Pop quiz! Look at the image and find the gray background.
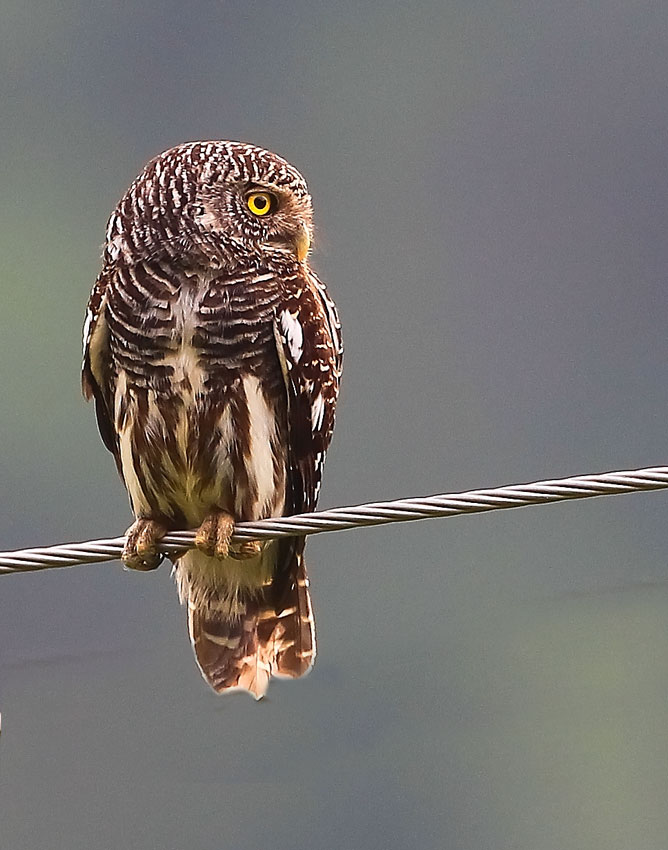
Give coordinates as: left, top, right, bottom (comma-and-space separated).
1, 1, 668, 848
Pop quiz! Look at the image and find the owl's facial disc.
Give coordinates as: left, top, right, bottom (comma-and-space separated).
194, 174, 312, 263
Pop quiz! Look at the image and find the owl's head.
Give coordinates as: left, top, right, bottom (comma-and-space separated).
105, 141, 314, 269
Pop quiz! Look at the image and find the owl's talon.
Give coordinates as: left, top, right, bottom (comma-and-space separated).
122, 518, 167, 571
195, 511, 235, 560
229, 540, 265, 560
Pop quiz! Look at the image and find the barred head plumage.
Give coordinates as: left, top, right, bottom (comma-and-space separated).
104, 140, 314, 269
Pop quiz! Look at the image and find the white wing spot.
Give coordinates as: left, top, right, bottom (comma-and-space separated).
280, 309, 303, 363
311, 392, 325, 431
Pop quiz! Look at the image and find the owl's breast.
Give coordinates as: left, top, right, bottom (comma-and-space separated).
109, 266, 288, 527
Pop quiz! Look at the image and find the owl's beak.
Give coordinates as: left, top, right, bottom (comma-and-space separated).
293, 224, 310, 262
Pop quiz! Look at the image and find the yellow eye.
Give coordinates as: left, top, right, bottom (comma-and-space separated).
246, 191, 277, 216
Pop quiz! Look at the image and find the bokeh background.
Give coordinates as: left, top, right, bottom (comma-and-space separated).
1, 2, 668, 848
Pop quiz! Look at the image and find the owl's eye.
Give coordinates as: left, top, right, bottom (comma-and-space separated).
246, 191, 277, 217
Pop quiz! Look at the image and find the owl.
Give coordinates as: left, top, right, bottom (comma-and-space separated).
82, 141, 342, 699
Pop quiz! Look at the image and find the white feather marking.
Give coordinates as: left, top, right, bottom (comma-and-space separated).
311, 392, 325, 431
279, 309, 303, 363
202, 631, 241, 648
165, 284, 206, 398
195, 207, 219, 230
107, 236, 123, 262
82, 308, 94, 357
213, 405, 235, 483
105, 212, 118, 243
115, 375, 151, 517
144, 391, 166, 444
240, 375, 282, 517
114, 370, 127, 424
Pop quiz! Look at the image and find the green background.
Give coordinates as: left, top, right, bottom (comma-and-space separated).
1, 2, 668, 848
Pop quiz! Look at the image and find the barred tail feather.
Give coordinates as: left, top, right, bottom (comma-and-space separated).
175, 548, 315, 699
265, 552, 316, 680
188, 600, 270, 698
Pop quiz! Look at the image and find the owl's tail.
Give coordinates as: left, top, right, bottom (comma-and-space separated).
173, 544, 315, 699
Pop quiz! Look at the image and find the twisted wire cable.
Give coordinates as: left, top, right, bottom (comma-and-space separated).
1, 465, 666, 575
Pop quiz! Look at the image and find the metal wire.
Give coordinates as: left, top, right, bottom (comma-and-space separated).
1, 465, 666, 575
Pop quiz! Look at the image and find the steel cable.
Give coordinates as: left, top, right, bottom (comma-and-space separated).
1, 465, 666, 574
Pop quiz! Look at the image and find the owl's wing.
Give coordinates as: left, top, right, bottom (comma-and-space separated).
81, 271, 117, 457
273, 269, 343, 516
265, 269, 341, 676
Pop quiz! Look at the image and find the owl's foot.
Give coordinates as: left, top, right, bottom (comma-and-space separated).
195, 510, 236, 560
229, 540, 265, 560
122, 518, 167, 571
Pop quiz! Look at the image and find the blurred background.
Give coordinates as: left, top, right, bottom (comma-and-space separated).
1, 1, 668, 848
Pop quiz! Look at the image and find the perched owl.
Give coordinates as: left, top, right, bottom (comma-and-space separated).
82, 141, 342, 698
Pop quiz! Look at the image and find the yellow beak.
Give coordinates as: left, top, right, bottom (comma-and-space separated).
293, 224, 311, 262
